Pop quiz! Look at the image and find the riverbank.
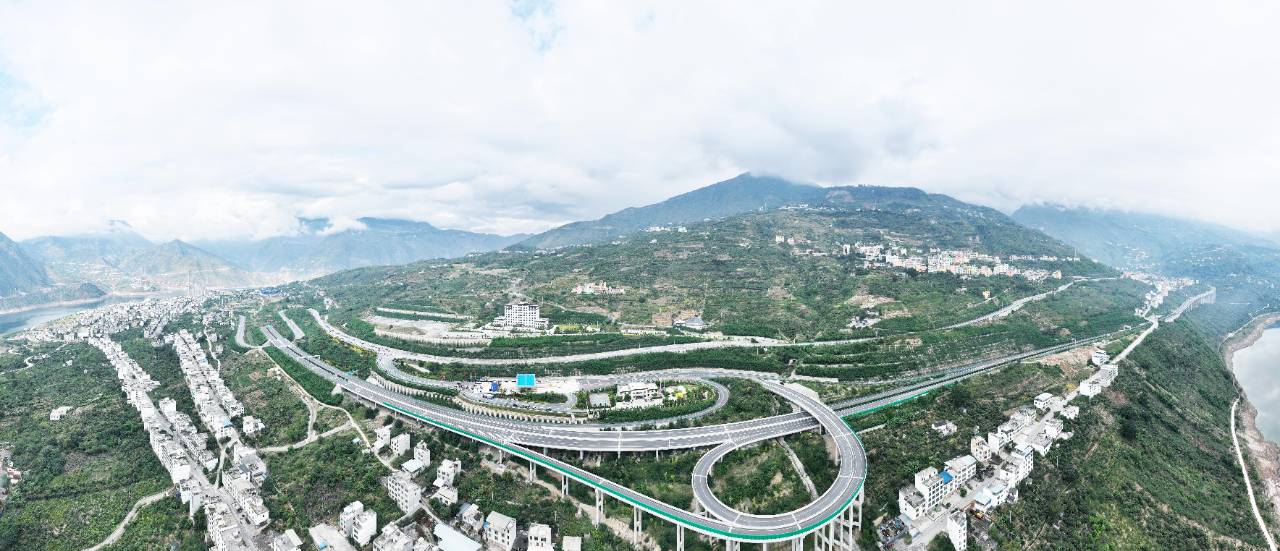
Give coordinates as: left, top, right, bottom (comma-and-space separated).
0, 295, 104, 316
1224, 312, 1280, 532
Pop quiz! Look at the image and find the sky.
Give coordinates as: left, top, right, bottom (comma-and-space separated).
1, 1, 1279, 241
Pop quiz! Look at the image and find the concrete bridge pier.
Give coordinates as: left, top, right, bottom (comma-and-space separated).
725, 540, 740, 551
560, 474, 569, 496
632, 508, 642, 546
814, 499, 861, 551
676, 525, 685, 551
528, 459, 536, 481
593, 488, 604, 525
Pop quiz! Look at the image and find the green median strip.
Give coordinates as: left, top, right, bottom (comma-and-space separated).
382, 401, 862, 541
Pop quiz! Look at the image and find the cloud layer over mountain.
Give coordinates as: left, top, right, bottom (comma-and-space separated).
1, 1, 1278, 240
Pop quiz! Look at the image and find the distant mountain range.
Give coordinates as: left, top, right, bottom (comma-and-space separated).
315, 178, 1102, 339
514, 173, 828, 249
196, 217, 526, 276
514, 172, 1076, 255
13, 217, 525, 293
21, 220, 153, 267
0, 230, 107, 313
0, 231, 52, 297
1011, 204, 1279, 273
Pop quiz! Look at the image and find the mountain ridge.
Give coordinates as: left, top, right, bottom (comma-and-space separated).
0, 231, 52, 297
512, 173, 1006, 250
197, 216, 526, 275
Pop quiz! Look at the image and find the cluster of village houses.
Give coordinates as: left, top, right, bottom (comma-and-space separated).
586, 381, 691, 411
570, 281, 626, 295
852, 243, 1069, 283
299, 423, 578, 551
1124, 272, 1199, 317
18, 293, 214, 343
883, 349, 1121, 550
93, 334, 274, 551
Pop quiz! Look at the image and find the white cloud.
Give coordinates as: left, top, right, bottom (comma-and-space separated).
0, 1, 1278, 240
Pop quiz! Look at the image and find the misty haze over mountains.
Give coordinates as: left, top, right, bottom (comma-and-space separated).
4, 174, 1279, 309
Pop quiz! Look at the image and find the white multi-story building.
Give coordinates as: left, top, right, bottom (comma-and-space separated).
341, 501, 377, 547
390, 433, 411, 457
1097, 364, 1119, 386
374, 426, 392, 452
271, 529, 303, 551
384, 471, 422, 514
616, 382, 661, 402
242, 416, 265, 437
373, 523, 413, 551
484, 511, 517, 551
527, 523, 554, 551
970, 436, 992, 463
898, 455, 977, 520
1091, 350, 1110, 366
431, 485, 458, 506
493, 302, 549, 330
947, 511, 968, 551
339, 501, 363, 535
434, 459, 462, 488
413, 441, 432, 465
945, 455, 978, 483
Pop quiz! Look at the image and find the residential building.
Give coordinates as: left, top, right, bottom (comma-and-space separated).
435, 459, 462, 488
414, 441, 432, 465
1091, 350, 1110, 366
674, 315, 706, 330
493, 302, 549, 330
384, 471, 423, 514
375, 425, 392, 451
484, 511, 517, 551
373, 523, 413, 551
339, 501, 377, 547
431, 485, 458, 506
434, 523, 482, 551
243, 416, 265, 437
898, 455, 977, 520
528, 523, 554, 551
458, 503, 485, 534
1043, 418, 1065, 439
402, 458, 427, 475
946, 511, 968, 551
616, 382, 661, 402
391, 433, 411, 457
970, 436, 992, 463
1033, 393, 1055, 411
305, 522, 355, 551
271, 530, 303, 551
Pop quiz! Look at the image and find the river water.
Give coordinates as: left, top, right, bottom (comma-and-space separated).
1233, 326, 1280, 443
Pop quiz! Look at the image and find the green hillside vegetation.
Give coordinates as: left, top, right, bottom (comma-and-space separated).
0, 344, 169, 551
101, 497, 205, 551
261, 438, 400, 536
308, 195, 1110, 343
710, 439, 812, 515
990, 322, 1270, 549
221, 351, 310, 448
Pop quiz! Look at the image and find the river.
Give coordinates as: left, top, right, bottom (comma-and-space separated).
1233, 325, 1280, 443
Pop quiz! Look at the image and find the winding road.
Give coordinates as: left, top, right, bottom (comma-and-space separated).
263, 325, 863, 542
